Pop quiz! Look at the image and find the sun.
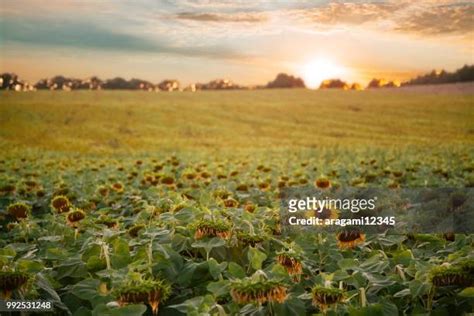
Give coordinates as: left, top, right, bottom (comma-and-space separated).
299, 58, 348, 89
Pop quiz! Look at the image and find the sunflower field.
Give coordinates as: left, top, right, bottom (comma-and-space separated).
0, 90, 473, 315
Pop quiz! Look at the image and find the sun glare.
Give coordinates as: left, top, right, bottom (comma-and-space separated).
299, 58, 348, 89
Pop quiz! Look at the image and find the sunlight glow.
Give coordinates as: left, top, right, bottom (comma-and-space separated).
299, 58, 349, 89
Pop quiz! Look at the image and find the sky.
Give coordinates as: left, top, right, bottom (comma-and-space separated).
0, 0, 473, 88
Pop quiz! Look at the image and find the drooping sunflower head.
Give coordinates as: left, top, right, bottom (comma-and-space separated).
51, 195, 71, 213
7, 202, 31, 220
0, 270, 31, 299
237, 232, 265, 247
430, 265, 472, 287
67, 208, 86, 227
311, 286, 345, 310
276, 250, 303, 281
459, 259, 474, 275
230, 278, 288, 305
115, 278, 171, 315
336, 227, 366, 249
193, 219, 232, 240
315, 177, 331, 189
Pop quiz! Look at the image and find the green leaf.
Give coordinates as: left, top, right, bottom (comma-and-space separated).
338, 258, 359, 270
228, 262, 246, 278
207, 258, 227, 279
272, 297, 306, 315
409, 280, 431, 297
71, 279, 101, 301
458, 287, 474, 297
16, 259, 44, 273
191, 238, 225, 254
207, 280, 230, 297
92, 303, 147, 316
248, 247, 267, 270
110, 238, 131, 269
393, 288, 411, 298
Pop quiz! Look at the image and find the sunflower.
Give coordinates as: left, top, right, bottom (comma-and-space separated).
115, 278, 171, 315
244, 202, 256, 213
0, 184, 16, 195
237, 232, 265, 247
97, 185, 109, 197
0, 271, 30, 299
230, 278, 288, 305
67, 208, 86, 227
160, 176, 175, 185
311, 286, 345, 311
430, 265, 472, 287
236, 184, 249, 192
315, 177, 331, 189
51, 195, 71, 213
336, 228, 366, 249
276, 250, 303, 282
223, 198, 239, 208
7, 202, 31, 220
194, 219, 231, 240
111, 182, 125, 193
308, 207, 339, 222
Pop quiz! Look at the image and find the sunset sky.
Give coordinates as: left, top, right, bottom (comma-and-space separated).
1, 0, 473, 88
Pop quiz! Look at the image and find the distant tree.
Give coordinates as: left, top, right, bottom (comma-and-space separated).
0, 73, 18, 90
319, 79, 349, 89
103, 77, 131, 90
266, 73, 306, 88
402, 65, 474, 86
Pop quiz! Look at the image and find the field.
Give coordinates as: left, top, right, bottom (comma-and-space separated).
0, 89, 473, 315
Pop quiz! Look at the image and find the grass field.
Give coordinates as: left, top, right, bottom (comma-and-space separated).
0, 89, 473, 315
1, 89, 473, 153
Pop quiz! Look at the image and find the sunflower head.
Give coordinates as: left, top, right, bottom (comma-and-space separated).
7, 202, 31, 220
311, 286, 345, 310
459, 259, 474, 275
0, 270, 31, 299
67, 208, 86, 227
276, 250, 303, 281
315, 177, 331, 189
160, 176, 175, 185
244, 203, 256, 213
236, 184, 249, 192
111, 182, 125, 193
193, 219, 231, 240
223, 198, 239, 208
51, 195, 71, 213
430, 265, 472, 287
237, 232, 265, 247
115, 278, 171, 315
309, 207, 339, 221
230, 277, 288, 305
97, 185, 109, 197
97, 215, 119, 229
0, 184, 16, 194
336, 228, 366, 249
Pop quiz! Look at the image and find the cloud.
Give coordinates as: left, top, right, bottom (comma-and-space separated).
175, 11, 267, 23
0, 16, 246, 60
394, 3, 474, 35
298, 2, 404, 26
291, 1, 473, 37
